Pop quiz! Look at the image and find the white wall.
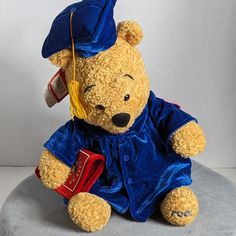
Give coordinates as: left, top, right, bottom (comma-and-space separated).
0, 0, 235, 168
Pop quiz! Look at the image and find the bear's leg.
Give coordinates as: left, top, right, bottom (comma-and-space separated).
160, 186, 199, 226
68, 192, 111, 232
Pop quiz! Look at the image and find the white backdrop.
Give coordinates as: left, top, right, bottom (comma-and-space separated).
0, 0, 235, 168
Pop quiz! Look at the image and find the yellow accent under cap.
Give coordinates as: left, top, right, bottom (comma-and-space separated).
68, 80, 87, 119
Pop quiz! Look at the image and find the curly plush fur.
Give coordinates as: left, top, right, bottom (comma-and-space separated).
117, 21, 144, 46
38, 20, 206, 231
68, 193, 111, 232
39, 149, 70, 189
160, 187, 199, 225
171, 121, 206, 157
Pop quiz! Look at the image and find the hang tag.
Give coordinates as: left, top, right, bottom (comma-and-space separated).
44, 69, 69, 107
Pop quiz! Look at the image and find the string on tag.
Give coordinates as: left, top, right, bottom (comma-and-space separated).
68, 11, 87, 119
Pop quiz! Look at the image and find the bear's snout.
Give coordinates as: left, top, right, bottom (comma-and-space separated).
112, 113, 130, 127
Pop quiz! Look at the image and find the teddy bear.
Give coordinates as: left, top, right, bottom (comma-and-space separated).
38, 0, 206, 232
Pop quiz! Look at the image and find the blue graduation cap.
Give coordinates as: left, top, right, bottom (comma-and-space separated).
42, 0, 117, 58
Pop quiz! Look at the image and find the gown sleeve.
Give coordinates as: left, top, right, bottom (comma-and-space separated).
43, 120, 83, 167
148, 91, 197, 143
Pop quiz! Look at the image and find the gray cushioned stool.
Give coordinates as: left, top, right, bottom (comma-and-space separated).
0, 161, 236, 236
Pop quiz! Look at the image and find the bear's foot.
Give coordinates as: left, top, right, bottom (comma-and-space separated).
160, 187, 199, 226
68, 192, 111, 232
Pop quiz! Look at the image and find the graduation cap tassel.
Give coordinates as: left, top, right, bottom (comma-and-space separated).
68, 12, 87, 120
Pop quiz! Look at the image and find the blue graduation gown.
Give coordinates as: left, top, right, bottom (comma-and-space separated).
44, 91, 197, 222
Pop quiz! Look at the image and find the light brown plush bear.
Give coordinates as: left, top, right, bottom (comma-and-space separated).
39, 21, 206, 232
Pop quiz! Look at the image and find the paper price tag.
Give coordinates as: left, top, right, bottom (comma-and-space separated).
44, 69, 69, 107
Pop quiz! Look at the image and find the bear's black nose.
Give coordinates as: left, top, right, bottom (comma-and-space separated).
112, 113, 130, 127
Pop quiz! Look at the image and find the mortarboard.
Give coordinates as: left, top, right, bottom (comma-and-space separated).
42, 0, 117, 58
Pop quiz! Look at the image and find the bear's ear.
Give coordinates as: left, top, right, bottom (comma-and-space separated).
117, 21, 143, 46
49, 49, 72, 69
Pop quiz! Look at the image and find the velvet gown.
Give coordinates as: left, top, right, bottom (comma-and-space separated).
44, 91, 196, 222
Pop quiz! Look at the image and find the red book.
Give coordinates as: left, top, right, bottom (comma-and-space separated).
35, 149, 105, 199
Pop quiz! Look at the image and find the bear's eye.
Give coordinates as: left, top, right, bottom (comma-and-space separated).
124, 94, 130, 102
95, 105, 105, 111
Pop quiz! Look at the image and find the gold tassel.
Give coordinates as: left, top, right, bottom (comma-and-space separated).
68, 11, 87, 120
68, 80, 87, 119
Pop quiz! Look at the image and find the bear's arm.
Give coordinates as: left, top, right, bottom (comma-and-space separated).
38, 120, 83, 189
170, 121, 206, 157
148, 91, 206, 157
38, 149, 71, 189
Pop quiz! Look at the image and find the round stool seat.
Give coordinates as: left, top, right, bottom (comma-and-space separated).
0, 161, 236, 236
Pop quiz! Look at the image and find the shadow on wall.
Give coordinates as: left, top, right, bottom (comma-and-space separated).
0, 53, 70, 166
0, 0, 73, 166
131, 0, 236, 168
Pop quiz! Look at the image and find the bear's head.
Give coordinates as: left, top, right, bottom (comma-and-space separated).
49, 21, 150, 134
